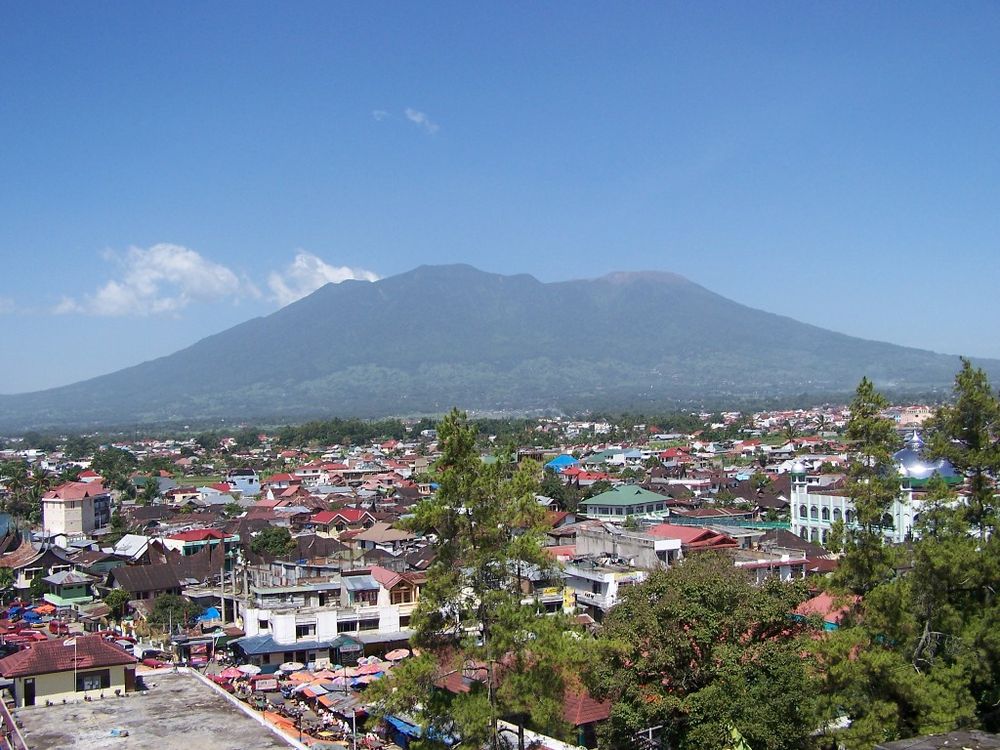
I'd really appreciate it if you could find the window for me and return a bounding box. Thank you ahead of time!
[399,615,411,627]
[846,510,855,524]
[390,587,412,605]
[296,624,316,639]
[833,508,842,522]
[615,507,624,516]
[76,669,111,692]
[358,619,379,631]
[810,506,818,520]
[353,589,377,606]
[821,508,830,521]
[337,620,358,633]
[799,505,807,519]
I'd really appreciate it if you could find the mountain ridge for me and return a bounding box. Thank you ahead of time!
[1,264,993,429]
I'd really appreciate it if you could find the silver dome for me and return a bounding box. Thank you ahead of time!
[893,432,959,483]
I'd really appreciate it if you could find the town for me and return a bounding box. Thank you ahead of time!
[0,366,996,750]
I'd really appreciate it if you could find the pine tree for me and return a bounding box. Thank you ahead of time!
[368,409,589,749]
[832,377,901,594]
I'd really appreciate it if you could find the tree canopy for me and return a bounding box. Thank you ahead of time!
[250,526,295,557]
[368,409,589,749]
[590,553,816,750]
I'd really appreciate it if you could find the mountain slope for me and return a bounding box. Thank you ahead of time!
[0,265,991,428]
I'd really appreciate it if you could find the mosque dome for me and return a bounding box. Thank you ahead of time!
[893,432,960,484]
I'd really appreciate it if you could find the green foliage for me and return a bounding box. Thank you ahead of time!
[91,447,138,487]
[276,418,405,448]
[194,432,219,451]
[250,526,295,557]
[63,434,98,459]
[29,573,47,601]
[811,627,976,749]
[590,553,816,750]
[750,471,773,492]
[0,567,13,602]
[539,471,582,512]
[369,408,589,748]
[104,589,131,620]
[811,364,1000,744]
[223,501,244,518]
[138,475,160,506]
[148,594,200,628]
[832,378,901,594]
[926,358,1000,540]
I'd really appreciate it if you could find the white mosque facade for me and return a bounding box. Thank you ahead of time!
[790,432,961,546]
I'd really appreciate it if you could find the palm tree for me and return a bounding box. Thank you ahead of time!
[782,420,798,443]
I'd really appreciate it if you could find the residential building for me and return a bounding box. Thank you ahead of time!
[0,635,137,707]
[579,485,670,521]
[41,482,111,541]
[42,570,97,609]
[575,525,682,569]
[563,558,647,622]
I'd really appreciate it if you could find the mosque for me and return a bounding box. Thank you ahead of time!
[790,432,961,546]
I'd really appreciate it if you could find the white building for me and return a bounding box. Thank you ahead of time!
[790,433,962,546]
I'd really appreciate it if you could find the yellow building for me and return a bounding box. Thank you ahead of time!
[0,635,137,707]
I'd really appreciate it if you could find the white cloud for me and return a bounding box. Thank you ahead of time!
[404,108,439,134]
[0,297,14,314]
[268,251,379,307]
[371,109,389,122]
[56,243,256,316]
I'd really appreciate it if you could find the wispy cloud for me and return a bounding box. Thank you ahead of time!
[371,109,390,122]
[268,251,379,307]
[404,108,439,134]
[0,297,14,314]
[55,243,257,316]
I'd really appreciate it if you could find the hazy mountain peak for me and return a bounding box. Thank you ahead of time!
[0,263,993,429]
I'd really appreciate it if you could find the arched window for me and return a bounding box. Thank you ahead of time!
[810,528,819,542]
[833,508,842,522]
[810,506,818,520]
[821,529,829,543]
[799,504,808,519]
[846,509,855,524]
[881,513,894,529]
[821,507,830,521]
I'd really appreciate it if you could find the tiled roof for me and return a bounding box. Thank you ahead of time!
[0,635,136,678]
[167,528,230,542]
[110,564,181,594]
[43,481,108,501]
[563,691,611,726]
[647,524,738,549]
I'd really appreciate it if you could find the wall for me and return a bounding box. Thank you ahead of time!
[13,665,127,708]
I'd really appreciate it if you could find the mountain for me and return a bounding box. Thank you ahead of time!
[1,264,993,429]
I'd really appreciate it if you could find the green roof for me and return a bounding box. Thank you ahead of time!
[581,485,666,507]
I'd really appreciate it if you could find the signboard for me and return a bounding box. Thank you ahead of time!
[254,678,279,692]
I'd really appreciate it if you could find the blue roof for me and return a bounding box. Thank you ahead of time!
[545,454,579,470]
[197,606,221,622]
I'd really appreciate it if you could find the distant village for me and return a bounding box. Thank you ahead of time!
[0,400,958,750]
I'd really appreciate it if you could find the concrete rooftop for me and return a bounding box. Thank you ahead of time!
[13,671,295,750]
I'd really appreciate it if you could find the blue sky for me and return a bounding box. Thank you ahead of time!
[2,3,999,393]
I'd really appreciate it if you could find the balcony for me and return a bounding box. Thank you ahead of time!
[574,590,612,609]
